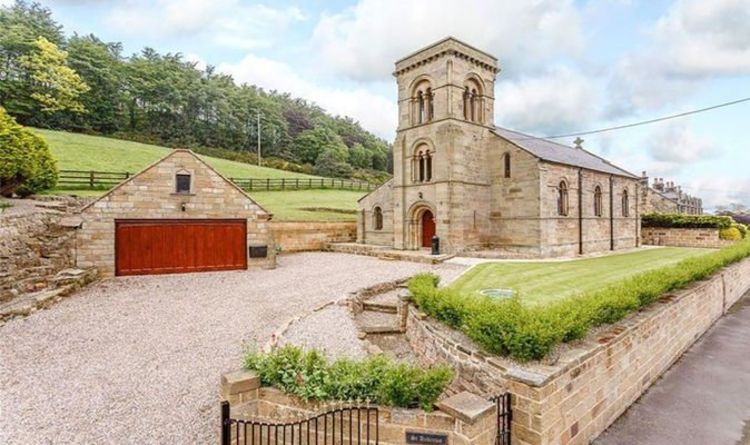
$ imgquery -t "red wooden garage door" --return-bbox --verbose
[115,219,247,276]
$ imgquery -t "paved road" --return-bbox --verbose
[0,253,462,445]
[595,292,750,445]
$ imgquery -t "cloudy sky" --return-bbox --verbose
[27,0,750,210]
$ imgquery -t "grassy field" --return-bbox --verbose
[35,129,316,179]
[251,189,364,221]
[449,247,714,306]
[35,129,365,221]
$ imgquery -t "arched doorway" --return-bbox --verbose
[421,210,435,248]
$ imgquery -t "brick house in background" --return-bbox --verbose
[639,173,703,215]
[77,149,275,276]
[357,37,642,258]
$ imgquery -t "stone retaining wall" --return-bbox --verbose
[406,257,750,445]
[272,221,356,253]
[221,370,497,445]
[0,212,77,303]
[642,227,734,249]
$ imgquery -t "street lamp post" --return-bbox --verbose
[249,109,263,166]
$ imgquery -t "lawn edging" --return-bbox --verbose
[404,255,750,445]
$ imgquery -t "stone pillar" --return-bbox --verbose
[397,293,411,332]
[220,369,260,406]
[436,392,497,445]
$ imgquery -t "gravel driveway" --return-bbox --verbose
[0,252,462,445]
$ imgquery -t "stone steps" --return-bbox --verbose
[0,267,97,324]
[360,325,402,335]
[361,302,398,314]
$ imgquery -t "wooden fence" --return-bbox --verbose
[57,170,377,192]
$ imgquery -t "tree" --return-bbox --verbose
[0,106,57,196]
[292,127,346,165]
[314,148,354,178]
[18,36,89,114]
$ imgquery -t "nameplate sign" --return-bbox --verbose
[405,431,449,445]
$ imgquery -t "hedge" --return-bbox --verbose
[243,345,453,410]
[408,239,750,362]
[0,106,58,196]
[641,213,734,229]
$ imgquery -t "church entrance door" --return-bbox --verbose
[421,210,435,248]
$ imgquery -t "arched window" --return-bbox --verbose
[373,206,383,230]
[470,89,477,122]
[594,186,602,217]
[425,152,432,182]
[503,153,511,178]
[417,91,424,124]
[622,189,630,217]
[425,87,434,121]
[558,181,569,216]
[463,87,471,120]
[413,144,433,183]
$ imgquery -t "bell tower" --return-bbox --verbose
[390,37,499,253]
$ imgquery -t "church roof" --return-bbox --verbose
[493,127,638,178]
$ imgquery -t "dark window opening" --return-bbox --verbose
[503,153,511,178]
[594,186,602,217]
[176,173,191,194]
[622,189,630,217]
[558,181,569,216]
[374,207,383,230]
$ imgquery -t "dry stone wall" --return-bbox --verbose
[405,257,750,445]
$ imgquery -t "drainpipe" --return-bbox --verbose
[609,175,614,251]
[635,182,640,247]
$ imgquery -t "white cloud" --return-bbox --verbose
[105,0,305,50]
[218,54,397,139]
[312,0,584,81]
[654,0,750,77]
[647,122,722,164]
[184,53,206,71]
[494,67,602,134]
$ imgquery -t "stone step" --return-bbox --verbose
[0,285,74,322]
[362,302,398,314]
[360,325,402,335]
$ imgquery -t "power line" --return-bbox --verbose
[517,96,750,141]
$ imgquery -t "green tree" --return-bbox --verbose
[314,148,354,178]
[292,127,346,164]
[0,106,57,196]
[18,36,89,114]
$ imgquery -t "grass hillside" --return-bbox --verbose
[35,129,316,179]
[36,129,364,221]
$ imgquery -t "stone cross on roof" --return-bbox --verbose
[574,137,584,149]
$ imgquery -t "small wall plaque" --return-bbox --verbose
[249,245,268,258]
[406,431,449,445]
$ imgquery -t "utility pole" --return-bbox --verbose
[249,109,263,166]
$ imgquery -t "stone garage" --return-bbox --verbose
[76,149,275,276]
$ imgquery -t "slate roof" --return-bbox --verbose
[493,127,638,178]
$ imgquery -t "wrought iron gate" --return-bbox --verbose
[490,393,512,445]
[221,401,379,445]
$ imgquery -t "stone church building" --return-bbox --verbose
[357,37,641,258]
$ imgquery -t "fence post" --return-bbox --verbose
[282,178,285,190]
[125,172,130,179]
[266,178,270,191]
[296,178,299,189]
[221,401,230,445]
[89,171,95,189]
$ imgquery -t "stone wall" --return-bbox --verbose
[271,221,356,253]
[77,150,275,275]
[0,212,76,302]
[357,179,395,246]
[642,227,734,249]
[221,370,498,445]
[405,257,750,445]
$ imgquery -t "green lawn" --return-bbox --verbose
[252,189,364,221]
[449,247,714,306]
[35,129,316,179]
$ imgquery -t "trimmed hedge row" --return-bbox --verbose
[408,239,750,362]
[243,345,453,410]
[642,213,734,229]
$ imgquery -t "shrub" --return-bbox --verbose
[642,213,734,229]
[408,239,750,362]
[720,227,743,241]
[733,223,747,239]
[0,107,58,196]
[243,345,453,410]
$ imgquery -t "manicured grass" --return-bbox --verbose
[34,129,316,179]
[449,247,714,306]
[251,189,364,221]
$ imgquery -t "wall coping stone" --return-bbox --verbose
[221,369,260,395]
[435,391,494,424]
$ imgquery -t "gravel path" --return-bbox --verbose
[0,252,463,445]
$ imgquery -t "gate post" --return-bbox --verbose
[221,401,231,445]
